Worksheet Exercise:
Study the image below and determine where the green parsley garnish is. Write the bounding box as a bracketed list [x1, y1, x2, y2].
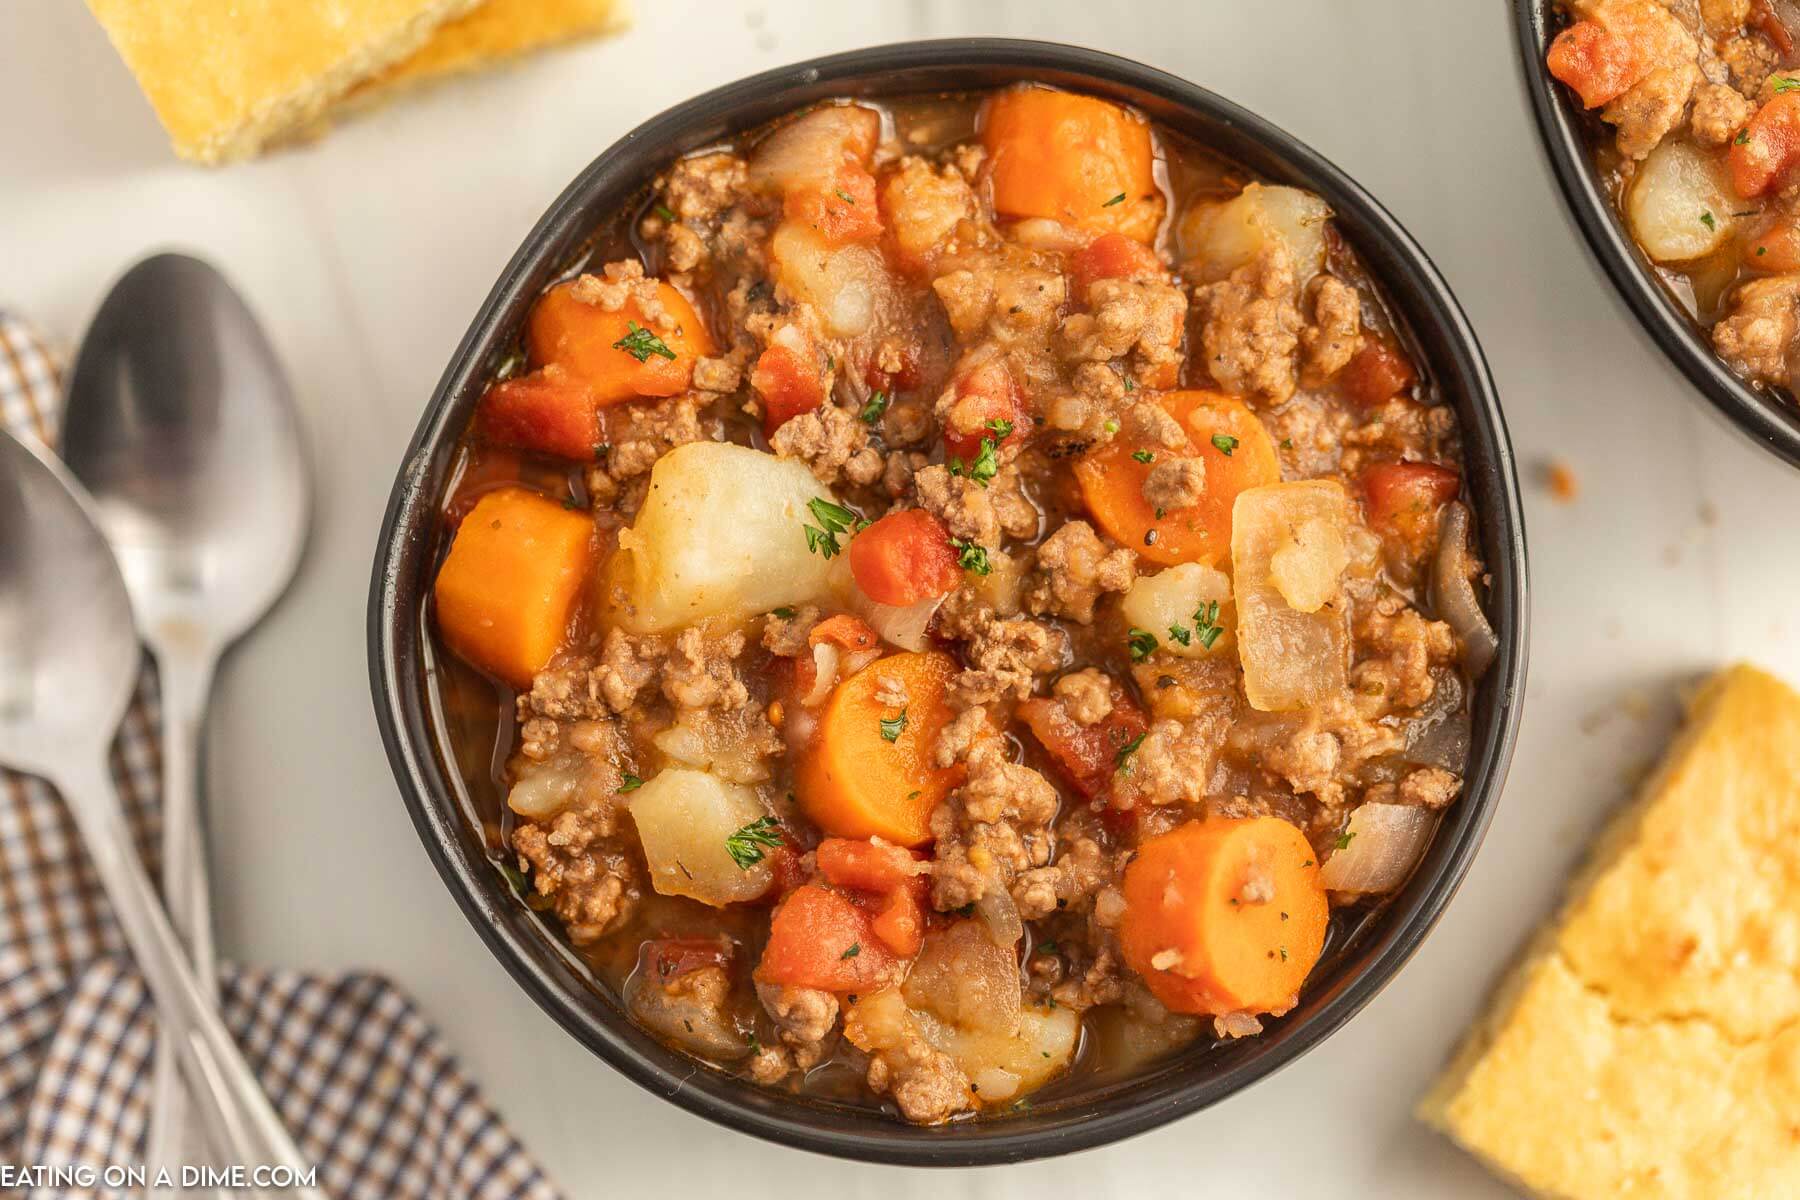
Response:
[653, 203, 677, 222]
[964, 436, 1000, 486]
[612, 321, 677, 363]
[1103, 192, 1127, 207]
[1211, 433, 1239, 456]
[1102, 419, 1121, 435]
[835, 188, 856, 205]
[880, 709, 909, 743]
[725, 815, 784, 869]
[840, 942, 862, 960]
[1737, 128, 1752, 146]
[617, 774, 645, 793]
[1193, 600, 1224, 650]
[1115, 730, 1148, 771]
[1280, 438, 1293, 450]
[802, 496, 861, 558]
[986, 417, 1015, 439]
[1123, 377, 1135, 392]
[770, 606, 796, 619]
[1759, 246, 1769, 256]
[1775, 75, 1800, 93]
[951, 537, 992, 575]
[1167, 623, 1192, 646]
[1127, 627, 1159, 663]
[859, 390, 889, 424]
[1700, 210, 1717, 231]
[1131, 449, 1155, 464]
[1334, 830, 1356, 851]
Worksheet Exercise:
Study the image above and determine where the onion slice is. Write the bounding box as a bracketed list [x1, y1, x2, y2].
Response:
[747, 104, 879, 193]
[801, 643, 840, 706]
[856, 593, 946, 653]
[1432, 502, 1498, 679]
[974, 881, 1024, 949]
[1319, 803, 1435, 896]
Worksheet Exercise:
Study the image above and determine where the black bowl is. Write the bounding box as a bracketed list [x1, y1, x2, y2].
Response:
[1514, 0, 1800, 467]
[368, 38, 1529, 1165]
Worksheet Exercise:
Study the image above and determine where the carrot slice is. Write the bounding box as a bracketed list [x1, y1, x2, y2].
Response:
[1118, 817, 1328, 1016]
[526, 279, 714, 406]
[795, 651, 964, 847]
[755, 884, 898, 991]
[848, 510, 962, 607]
[1074, 390, 1279, 567]
[475, 365, 599, 460]
[433, 487, 594, 688]
[981, 87, 1162, 242]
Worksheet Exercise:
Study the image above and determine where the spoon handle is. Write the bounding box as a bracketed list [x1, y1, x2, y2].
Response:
[53, 754, 329, 1200]
[145, 650, 220, 1190]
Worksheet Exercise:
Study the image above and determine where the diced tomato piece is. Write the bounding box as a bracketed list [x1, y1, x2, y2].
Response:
[1071, 232, 1162, 296]
[754, 884, 898, 991]
[808, 613, 881, 652]
[785, 165, 883, 244]
[475, 366, 600, 461]
[1339, 338, 1417, 408]
[1731, 93, 1800, 199]
[1546, 20, 1640, 109]
[640, 937, 732, 983]
[1753, 0, 1796, 58]
[1019, 680, 1150, 800]
[869, 881, 927, 958]
[1745, 217, 1800, 272]
[1362, 461, 1461, 532]
[752, 338, 827, 434]
[942, 358, 1027, 461]
[863, 341, 924, 393]
[817, 838, 925, 893]
[847, 510, 962, 607]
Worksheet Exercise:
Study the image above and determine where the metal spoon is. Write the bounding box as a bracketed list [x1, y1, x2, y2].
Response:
[62, 252, 310, 1182]
[0, 429, 324, 1197]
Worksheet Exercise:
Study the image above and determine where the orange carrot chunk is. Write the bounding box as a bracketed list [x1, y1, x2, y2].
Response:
[1731, 93, 1800, 199]
[1119, 817, 1328, 1016]
[1546, 20, 1640, 108]
[796, 651, 963, 847]
[784, 163, 884, 244]
[475, 365, 599, 461]
[848, 510, 963, 607]
[755, 884, 898, 991]
[751, 336, 828, 434]
[981, 87, 1163, 242]
[1075, 390, 1279, 567]
[526, 279, 714, 406]
[433, 487, 594, 689]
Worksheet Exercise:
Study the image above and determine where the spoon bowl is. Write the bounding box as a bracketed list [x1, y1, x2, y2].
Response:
[0, 430, 140, 774]
[63, 252, 308, 648]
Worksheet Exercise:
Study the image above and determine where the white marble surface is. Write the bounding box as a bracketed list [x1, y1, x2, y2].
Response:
[6, 0, 1800, 1195]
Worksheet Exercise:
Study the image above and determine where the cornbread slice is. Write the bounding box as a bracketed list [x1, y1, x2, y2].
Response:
[86, 0, 483, 163]
[349, 0, 629, 102]
[1421, 664, 1800, 1199]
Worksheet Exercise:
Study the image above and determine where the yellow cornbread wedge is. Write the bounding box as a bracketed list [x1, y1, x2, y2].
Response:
[1420, 664, 1800, 1199]
[350, 0, 629, 102]
[85, 0, 483, 163]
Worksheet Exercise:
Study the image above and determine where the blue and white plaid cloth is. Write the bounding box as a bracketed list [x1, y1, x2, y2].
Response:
[0, 311, 561, 1200]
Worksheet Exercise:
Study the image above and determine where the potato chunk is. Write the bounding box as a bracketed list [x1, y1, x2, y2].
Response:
[1627, 139, 1736, 263]
[627, 768, 774, 905]
[1180, 183, 1331, 283]
[613, 442, 839, 633]
[1231, 481, 1350, 711]
[771, 222, 894, 338]
[1120, 563, 1234, 658]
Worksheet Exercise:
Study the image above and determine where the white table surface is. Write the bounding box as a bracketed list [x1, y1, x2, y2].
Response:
[7, 1, 1800, 1195]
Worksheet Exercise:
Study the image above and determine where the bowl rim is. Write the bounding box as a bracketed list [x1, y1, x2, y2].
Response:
[368, 37, 1530, 1166]
[1511, 0, 1800, 468]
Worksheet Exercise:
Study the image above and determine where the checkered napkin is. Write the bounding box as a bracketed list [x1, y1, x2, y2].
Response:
[0, 312, 561, 1200]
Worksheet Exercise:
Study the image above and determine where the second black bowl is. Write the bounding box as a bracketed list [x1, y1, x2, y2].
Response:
[369, 38, 1530, 1165]
[1515, 0, 1800, 468]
